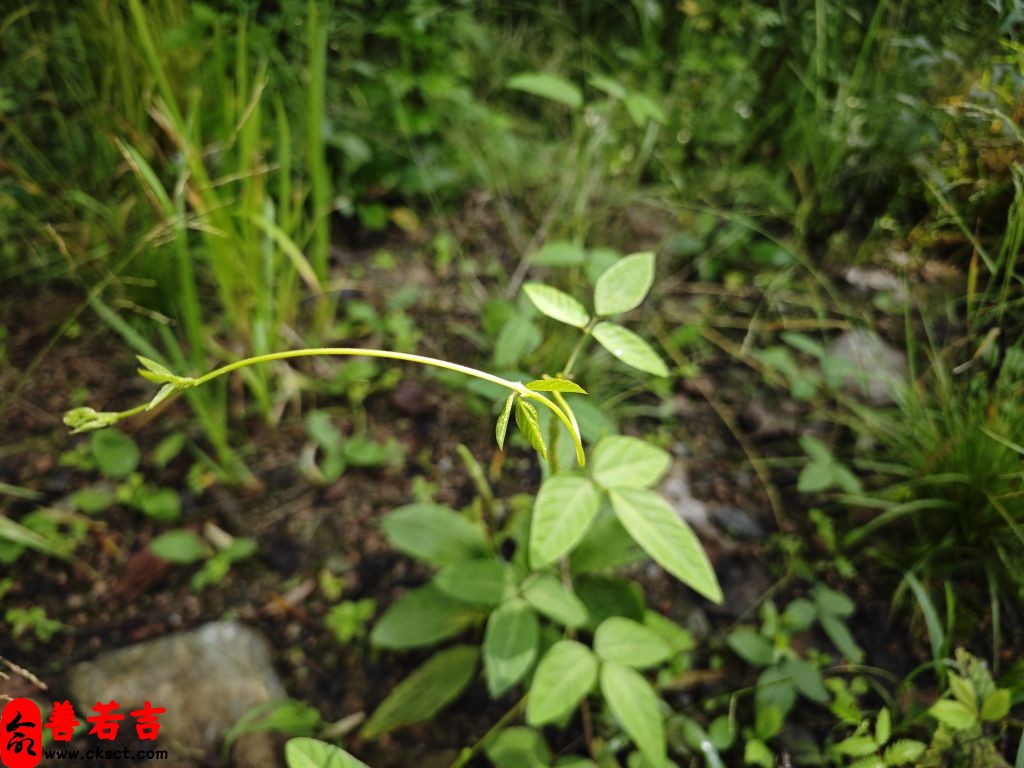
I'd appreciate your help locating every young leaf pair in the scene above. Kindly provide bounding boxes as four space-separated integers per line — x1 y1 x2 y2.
523 251 669 377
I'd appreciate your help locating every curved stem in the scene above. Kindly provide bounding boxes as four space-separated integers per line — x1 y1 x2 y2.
67 347 587 466
194 348 530 393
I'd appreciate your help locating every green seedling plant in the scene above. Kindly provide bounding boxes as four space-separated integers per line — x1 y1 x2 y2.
920 649 1015 768
0 427 188 568
825 648 1017 768
718 587 864 767
66 255 723 767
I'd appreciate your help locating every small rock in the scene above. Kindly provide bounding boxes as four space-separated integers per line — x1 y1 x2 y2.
741 400 799 440
715 558 773 618
659 461 710 533
684 607 712 640
710 505 765 540
68 622 285 765
844 266 908 304
826 329 907 406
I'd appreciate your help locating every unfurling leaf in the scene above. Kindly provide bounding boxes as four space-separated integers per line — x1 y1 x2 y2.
496 394 516 450
63 407 121 434
147 383 176 411
515 399 547 461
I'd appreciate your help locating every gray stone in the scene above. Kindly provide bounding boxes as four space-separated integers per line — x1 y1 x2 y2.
659 461 710 533
68 622 285 765
710 505 765 541
826 330 907 406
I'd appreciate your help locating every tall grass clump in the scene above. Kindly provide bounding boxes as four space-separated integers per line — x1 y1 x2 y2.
4 1 336 478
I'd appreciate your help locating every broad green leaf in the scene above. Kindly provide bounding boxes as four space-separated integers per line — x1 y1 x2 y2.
819 613 864 663
531 240 586 267
435 559 515 606
594 252 655 316
381 504 486 566
362 645 479 737
153 434 188 462
590 436 671 490
70 487 116 514
523 283 590 328
981 689 1011 721
149 529 207 564
755 666 797 721
833 736 878 757
285 737 369 768
224 700 321 756
609 488 722 603
813 586 856 617
526 640 598 726
799 435 833 462
522 575 588 628
875 708 891 746
515 399 547 461
798 461 834 493
755 704 783 739
370 584 480 649
928 699 977 731
883 739 926 766
948 673 976 710
530 475 601 567
643 611 695 654
594 617 672 669
726 628 773 666
744 739 774 768
624 93 667 127
525 378 588 394
507 72 583 109
783 658 829 703
90 429 140 479
592 322 669 377
496 394 516 450
589 74 626 98
781 598 817 632
138 488 181 522
600 662 666 768
485 727 551 768
484 599 540 696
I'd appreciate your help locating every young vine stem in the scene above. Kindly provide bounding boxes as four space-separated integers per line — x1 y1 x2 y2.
64 347 586 465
